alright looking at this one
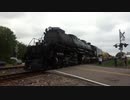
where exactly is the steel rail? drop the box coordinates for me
[0,66,24,70]
[0,70,46,82]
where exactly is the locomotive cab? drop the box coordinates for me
[24,39,49,71]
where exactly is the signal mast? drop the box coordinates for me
[114,29,128,57]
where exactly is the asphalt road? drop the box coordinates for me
[55,64,130,86]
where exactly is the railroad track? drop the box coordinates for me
[0,65,28,82]
[0,65,111,86]
[0,65,24,70]
[0,70,47,83]
[0,65,25,78]
[51,70,111,86]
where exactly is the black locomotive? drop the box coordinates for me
[24,27,102,71]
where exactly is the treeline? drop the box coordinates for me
[0,26,27,63]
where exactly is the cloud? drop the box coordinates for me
[0,12,25,19]
[0,12,130,56]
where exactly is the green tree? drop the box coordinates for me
[17,41,27,61]
[0,26,17,61]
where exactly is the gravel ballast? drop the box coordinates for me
[0,72,98,86]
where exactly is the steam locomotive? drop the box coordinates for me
[24,27,103,71]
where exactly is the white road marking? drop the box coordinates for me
[53,70,111,86]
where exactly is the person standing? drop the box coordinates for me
[98,55,102,65]
[114,56,117,67]
[124,56,127,66]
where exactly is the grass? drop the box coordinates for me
[96,60,115,67]
[95,59,130,69]
[128,60,130,65]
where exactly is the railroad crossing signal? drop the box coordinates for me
[113,43,128,49]
[119,30,125,41]
[114,44,118,48]
[114,30,129,67]
[124,43,128,47]
[114,29,128,53]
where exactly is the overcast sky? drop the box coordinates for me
[0,12,130,56]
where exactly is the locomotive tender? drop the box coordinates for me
[24,27,102,71]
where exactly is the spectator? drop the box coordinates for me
[114,56,117,67]
[98,55,102,65]
[124,56,127,66]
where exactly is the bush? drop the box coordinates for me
[128,60,130,65]
[7,59,17,65]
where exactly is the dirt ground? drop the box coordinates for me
[0,72,98,86]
